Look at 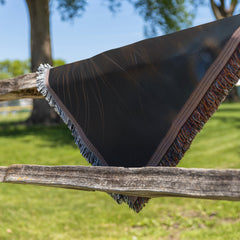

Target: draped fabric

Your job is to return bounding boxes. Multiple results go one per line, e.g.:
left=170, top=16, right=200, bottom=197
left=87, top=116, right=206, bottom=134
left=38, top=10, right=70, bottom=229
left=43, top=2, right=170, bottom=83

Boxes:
left=37, top=15, right=240, bottom=212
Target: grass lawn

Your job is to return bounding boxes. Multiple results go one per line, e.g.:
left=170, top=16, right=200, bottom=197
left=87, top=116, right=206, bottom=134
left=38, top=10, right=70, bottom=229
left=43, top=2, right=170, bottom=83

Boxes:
left=0, top=103, right=240, bottom=240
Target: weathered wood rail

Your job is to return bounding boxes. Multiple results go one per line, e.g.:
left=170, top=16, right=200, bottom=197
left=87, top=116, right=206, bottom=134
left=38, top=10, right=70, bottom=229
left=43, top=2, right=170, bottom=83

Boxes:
left=1, top=73, right=240, bottom=201
left=0, top=73, right=42, bottom=101
left=1, top=164, right=240, bottom=200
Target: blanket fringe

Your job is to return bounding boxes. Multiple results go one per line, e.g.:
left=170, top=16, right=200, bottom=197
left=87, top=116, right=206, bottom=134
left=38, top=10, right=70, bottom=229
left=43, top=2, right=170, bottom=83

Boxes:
left=36, top=64, right=146, bottom=212
left=110, top=193, right=148, bottom=213
left=160, top=44, right=240, bottom=167
left=112, top=46, right=240, bottom=211
left=36, top=64, right=103, bottom=167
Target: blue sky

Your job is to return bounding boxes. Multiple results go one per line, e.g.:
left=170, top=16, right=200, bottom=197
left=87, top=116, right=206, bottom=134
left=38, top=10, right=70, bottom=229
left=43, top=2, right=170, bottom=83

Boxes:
left=0, top=1, right=219, bottom=64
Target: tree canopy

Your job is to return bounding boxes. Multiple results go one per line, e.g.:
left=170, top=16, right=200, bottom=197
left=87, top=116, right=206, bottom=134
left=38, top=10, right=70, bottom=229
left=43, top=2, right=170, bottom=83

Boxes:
left=0, top=59, right=65, bottom=80
left=107, top=0, right=203, bottom=35
left=53, top=0, right=203, bottom=35
left=1, top=0, right=207, bottom=36
left=1, top=0, right=239, bottom=39
left=53, top=0, right=239, bottom=35
left=0, top=60, right=29, bottom=79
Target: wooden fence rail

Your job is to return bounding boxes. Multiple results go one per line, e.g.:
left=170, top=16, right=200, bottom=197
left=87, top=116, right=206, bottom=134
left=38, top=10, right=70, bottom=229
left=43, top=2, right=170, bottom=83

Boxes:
left=1, top=164, right=240, bottom=200
left=0, top=73, right=240, bottom=201
left=0, top=73, right=42, bottom=101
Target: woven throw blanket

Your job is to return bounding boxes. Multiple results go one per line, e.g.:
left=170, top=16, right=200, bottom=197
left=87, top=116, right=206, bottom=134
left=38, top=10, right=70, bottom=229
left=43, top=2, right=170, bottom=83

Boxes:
left=37, top=15, right=240, bottom=212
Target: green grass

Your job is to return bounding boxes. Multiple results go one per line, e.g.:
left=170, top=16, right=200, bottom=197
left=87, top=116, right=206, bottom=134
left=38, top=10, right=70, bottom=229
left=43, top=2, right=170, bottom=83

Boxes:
left=1, top=103, right=240, bottom=240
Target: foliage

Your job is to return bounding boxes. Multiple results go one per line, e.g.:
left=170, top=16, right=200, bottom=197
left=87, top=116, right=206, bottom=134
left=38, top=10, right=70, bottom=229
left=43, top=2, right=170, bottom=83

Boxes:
left=56, top=0, right=204, bottom=35
left=55, top=0, right=87, bottom=20
left=0, top=60, right=29, bottom=79
left=1, top=0, right=206, bottom=36
left=107, top=0, right=205, bottom=35
left=0, top=72, right=11, bottom=80
left=54, top=0, right=239, bottom=35
left=0, top=102, right=240, bottom=239
left=132, top=0, right=202, bottom=35
left=0, top=59, right=65, bottom=80
left=53, top=0, right=206, bottom=35
left=53, top=59, right=66, bottom=67
left=1, top=1, right=240, bottom=36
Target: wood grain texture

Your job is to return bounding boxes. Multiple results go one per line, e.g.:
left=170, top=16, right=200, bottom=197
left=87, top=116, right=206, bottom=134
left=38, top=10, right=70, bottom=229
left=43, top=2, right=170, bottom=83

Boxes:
left=1, top=164, right=240, bottom=200
left=0, top=73, right=43, bottom=101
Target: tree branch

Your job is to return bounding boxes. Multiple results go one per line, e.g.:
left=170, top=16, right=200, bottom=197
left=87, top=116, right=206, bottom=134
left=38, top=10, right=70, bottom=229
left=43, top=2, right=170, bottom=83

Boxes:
left=210, top=0, right=223, bottom=19
left=210, top=0, right=238, bottom=19
left=220, top=0, right=226, bottom=11
left=1, top=164, right=240, bottom=200
left=229, top=0, right=238, bottom=15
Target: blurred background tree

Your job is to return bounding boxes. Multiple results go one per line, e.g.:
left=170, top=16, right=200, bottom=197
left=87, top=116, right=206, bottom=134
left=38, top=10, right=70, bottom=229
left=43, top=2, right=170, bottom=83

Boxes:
left=0, top=60, right=29, bottom=80
left=0, top=0, right=239, bottom=123
left=0, top=59, right=65, bottom=80
left=210, top=0, right=239, bottom=19
left=210, top=0, right=240, bottom=101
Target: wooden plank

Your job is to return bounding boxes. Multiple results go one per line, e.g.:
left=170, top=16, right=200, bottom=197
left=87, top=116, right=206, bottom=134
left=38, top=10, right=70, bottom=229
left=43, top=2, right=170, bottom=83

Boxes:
left=0, top=73, right=43, bottom=102
left=1, top=164, right=240, bottom=200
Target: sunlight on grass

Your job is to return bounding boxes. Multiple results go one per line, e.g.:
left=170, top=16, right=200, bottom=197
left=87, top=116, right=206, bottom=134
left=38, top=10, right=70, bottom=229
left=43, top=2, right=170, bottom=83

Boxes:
left=179, top=102, right=240, bottom=169
left=0, top=103, right=240, bottom=239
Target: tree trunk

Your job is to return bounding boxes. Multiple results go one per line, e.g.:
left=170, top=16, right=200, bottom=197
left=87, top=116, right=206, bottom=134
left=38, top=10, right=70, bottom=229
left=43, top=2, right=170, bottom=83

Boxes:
left=26, top=0, right=60, bottom=124
left=210, top=0, right=239, bottom=101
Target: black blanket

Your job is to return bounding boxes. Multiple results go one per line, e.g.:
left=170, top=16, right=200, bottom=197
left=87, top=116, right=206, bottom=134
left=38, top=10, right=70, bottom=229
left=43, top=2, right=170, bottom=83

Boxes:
left=37, top=14, right=240, bottom=212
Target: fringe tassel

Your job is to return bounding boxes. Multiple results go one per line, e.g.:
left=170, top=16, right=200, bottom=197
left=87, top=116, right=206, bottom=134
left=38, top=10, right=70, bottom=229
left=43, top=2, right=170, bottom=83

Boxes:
left=111, top=46, right=240, bottom=211
left=110, top=193, right=149, bottom=213
left=160, top=44, right=240, bottom=167
left=36, top=64, right=147, bottom=212
left=36, top=64, right=103, bottom=167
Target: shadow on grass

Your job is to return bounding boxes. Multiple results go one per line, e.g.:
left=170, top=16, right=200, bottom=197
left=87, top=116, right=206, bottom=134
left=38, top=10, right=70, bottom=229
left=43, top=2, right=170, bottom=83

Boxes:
left=0, top=121, right=75, bottom=147
left=1, top=102, right=240, bottom=149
